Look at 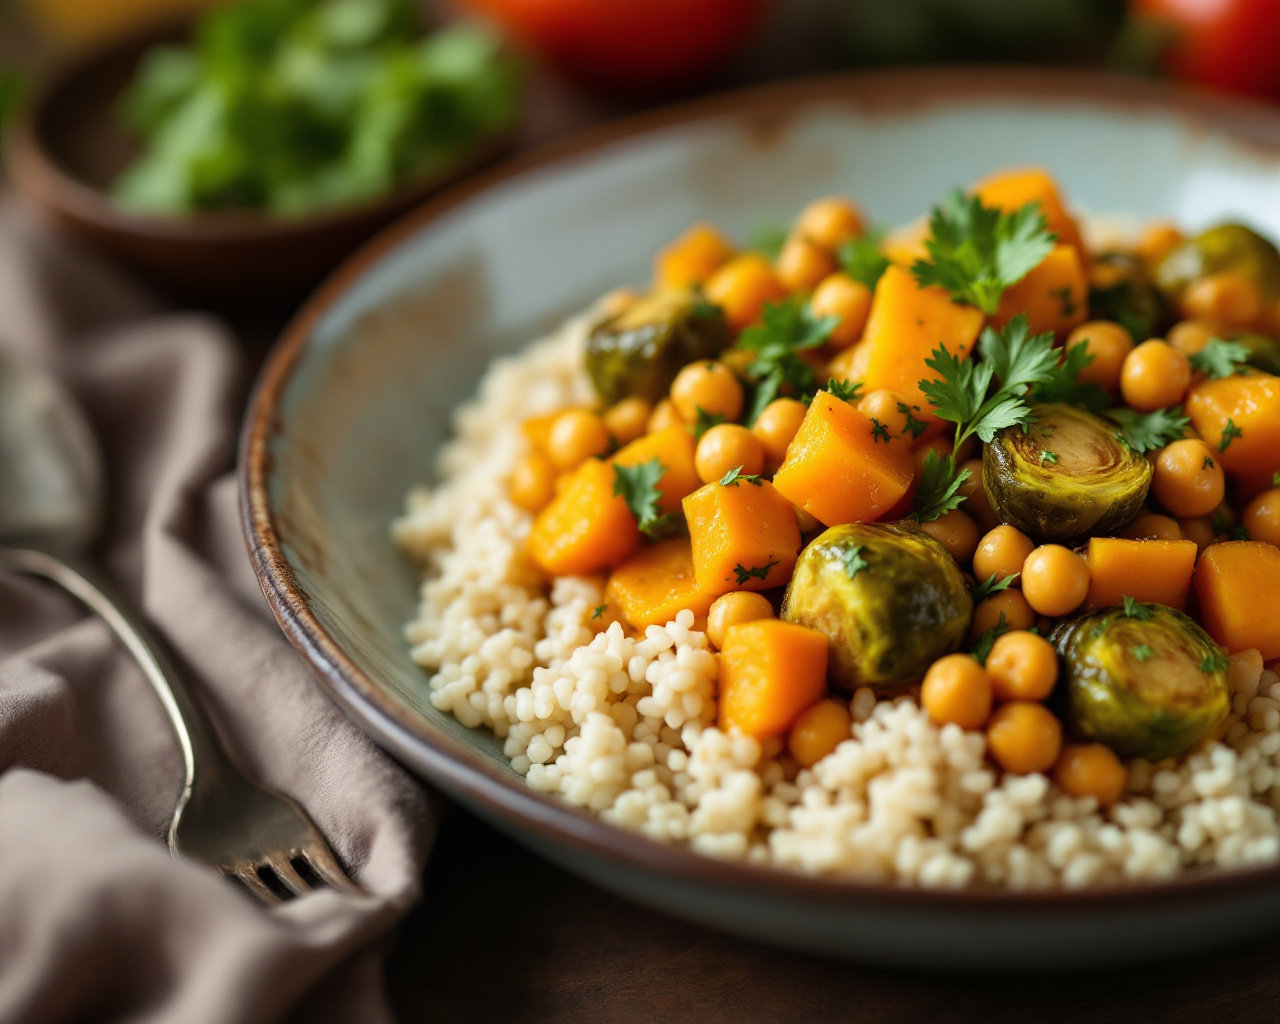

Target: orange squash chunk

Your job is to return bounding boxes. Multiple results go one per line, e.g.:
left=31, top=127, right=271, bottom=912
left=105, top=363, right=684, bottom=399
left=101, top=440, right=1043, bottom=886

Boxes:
left=972, top=167, right=1087, bottom=255
left=654, top=223, right=734, bottom=289
left=682, top=477, right=801, bottom=594
left=1194, top=541, right=1280, bottom=658
left=992, top=244, right=1088, bottom=337
left=1185, top=372, right=1280, bottom=481
left=771, top=391, right=915, bottom=527
left=1084, top=537, right=1198, bottom=610
left=612, top=426, right=700, bottom=516
left=859, top=265, right=985, bottom=416
left=881, top=215, right=930, bottom=267
left=718, top=619, right=830, bottom=739
left=528, top=458, right=640, bottom=576
left=605, top=537, right=717, bottom=631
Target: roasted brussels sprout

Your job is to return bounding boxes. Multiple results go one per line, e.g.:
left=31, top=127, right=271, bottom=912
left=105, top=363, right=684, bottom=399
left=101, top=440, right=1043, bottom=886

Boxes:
left=1051, top=604, right=1230, bottom=760
left=1087, top=252, right=1172, bottom=342
left=984, top=403, right=1152, bottom=542
left=1232, top=332, right=1280, bottom=376
left=586, top=287, right=730, bottom=405
left=781, top=522, right=972, bottom=693
left=1154, top=223, right=1280, bottom=302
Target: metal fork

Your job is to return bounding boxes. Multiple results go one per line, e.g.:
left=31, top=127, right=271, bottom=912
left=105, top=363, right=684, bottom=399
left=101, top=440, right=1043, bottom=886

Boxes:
left=2, top=547, right=363, bottom=903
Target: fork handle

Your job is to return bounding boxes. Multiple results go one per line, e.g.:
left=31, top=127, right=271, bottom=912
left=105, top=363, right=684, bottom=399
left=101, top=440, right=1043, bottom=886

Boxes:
left=0, top=546, right=226, bottom=808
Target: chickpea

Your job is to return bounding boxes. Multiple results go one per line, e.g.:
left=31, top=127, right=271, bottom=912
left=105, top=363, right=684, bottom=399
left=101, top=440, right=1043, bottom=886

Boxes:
left=810, top=273, right=872, bottom=349
left=1019, top=544, right=1090, bottom=617
left=1179, top=515, right=1217, bottom=554
left=654, top=222, right=734, bottom=289
left=986, top=701, right=1063, bottom=775
left=1181, top=272, right=1262, bottom=328
left=1152, top=438, right=1225, bottom=518
left=917, top=509, right=980, bottom=564
left=706, top=591, right=774, bottom=649
left=646, top=398, right=685, bottom=433
left=1053, top=743, right=1127, bottom=805
left=794, top=196, right=864, bottom=251
left=971, top=590, right=1037, bottom=638
left=857, top=388, right=915, bottom=439
left=1119, top=340, right=1192, bottom=412
left=788, top=698, right=853, bottom=767
left=1122, top=512, right=1183, bottom=541
left=921, top=653, right=993, bottom=730
left=776, top=234, right=837, bottom=293
left=603, top=397, right=653, bottom=445
left=1244, top=489, right=1280, bottom=547
left=695, top=424, right=765, bottom=484
left=1167, top=318, right=1217, bottom=359
left=508, top=451, right=557, bottom=512
left=704, top=253, right=787, bottom=330
left=1064, top=321, right=1134, bottom=391
left=751, top=397, right=808, bottom=466
left=546, top=409, right=611, bottom=470
left=986, top=631, right=1059, bottom=703
left=669, top=361, right=744, bottom=424
left=973, top=525, right=1035, bottom=584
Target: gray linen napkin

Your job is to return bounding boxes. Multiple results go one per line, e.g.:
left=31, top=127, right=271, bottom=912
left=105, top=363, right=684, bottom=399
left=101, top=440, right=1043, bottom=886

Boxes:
left=0, top=201, right=435, bottom=1023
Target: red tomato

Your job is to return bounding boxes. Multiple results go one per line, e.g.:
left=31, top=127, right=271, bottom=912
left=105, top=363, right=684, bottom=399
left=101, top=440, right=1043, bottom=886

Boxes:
left=459, top=0, right=767, bottom=93
left=1132, top=0, right=1280, bottom=99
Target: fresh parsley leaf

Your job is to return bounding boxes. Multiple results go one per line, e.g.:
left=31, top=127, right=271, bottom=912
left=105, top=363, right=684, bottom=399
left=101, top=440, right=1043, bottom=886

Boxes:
left=732, top=561, right=778, bottom=586
left=1201, top=650, right=1229, bottom=673
left=1219, top=418, right=1243, bottom=452
left=971, top=572, right=1018, bottom=603
left=1131, top=643, right=1156, bottom=662
left=897, top=402, right=928, bottom=440
left=1122, top=596, right=1153, bottom=621
left=1031, top=338, right=1109, bottom=412
left=842, top=544, right=871, bottom=579
left=1273, top=471, right=1280, bottom=488
left=909, top=450, right=971, bottom=523
left=1039, top=449, right=1059, bottom=464
left=749, top=221, right=788, bottom=261
left=737, top=298, right=836, bottom=423
left=910, top=191, right=1056, bottom=314
left=1189, top=338, right=1251, bottom=380
left=1106, top=406, right=1190, bottom=454
left=826, top=378, right=864, bottom=402
left=613, top=459, right=669, bottom=538
left=970, top=613, right=1010, bottom=666
left=1203, top=455, right=1215, bottom=470
left=870, top=418, right=892, bottom=443
left=692, top=406, right=727, bottom=439
left=837, top=235, right=891, bottom=290
left=592, top=604, right=607, bottom=620
left=719, top=465, right=763, bottom=487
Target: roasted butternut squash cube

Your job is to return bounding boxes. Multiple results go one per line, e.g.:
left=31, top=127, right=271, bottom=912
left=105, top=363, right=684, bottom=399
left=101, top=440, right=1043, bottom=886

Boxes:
left=612, top=426, right=701, bottom=516
left=1185, top=372, right=1280, bottom=482
left=528, top=458, right=640, bottom=576
left=1194, top=541, right=1280, bottom=659
left=992, top=244, right=1088, bottom=337
left=973, top=167, right=1087, bottom=255
left=1084, top=537, right=1198, bottom=611
left=718, top=620, right=830, bottom=739
left=683, top=477, right=801, bottom=594
left=605, top=537, right=717, bottom=630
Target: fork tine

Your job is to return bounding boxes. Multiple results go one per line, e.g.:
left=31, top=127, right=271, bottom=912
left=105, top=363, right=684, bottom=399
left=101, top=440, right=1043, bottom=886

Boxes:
left=268, top=858, right=312, bottom=898
left=300, top=843, right=364, bottom=896
left=231, top=865, right=282, bottom=904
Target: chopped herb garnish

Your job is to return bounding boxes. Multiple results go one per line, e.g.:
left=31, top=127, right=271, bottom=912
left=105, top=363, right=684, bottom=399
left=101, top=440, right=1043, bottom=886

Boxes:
left=1202, top=455, right=1215, bottom=470
left=826, top=378, right=864, bottom=403
left=1039, top=449, right=1059, bottom=464
left=1106, top=406, right=1191, bottom=454
left=592, top=604, right=607, bottom=620
left=898, top=402, right=928, bottom=440
left=613, top=459, right=675, bottom=538
left=692, top=406, right=727, bottom=439
left=870, top=418, right=892, bottom=443
left=737, top=298, right=836, bottom=423
left=1189, top=338, right=1251, bottom=380
left=1122, top=596, right=1154, bottom=621
left=909, top=449, right=971, bottom=523
left=1131, top=643, right=1155, bottom=662
left=971, top=613, right=1010, bottom=665
left=1219, top=418, right=1243, bottom=452
left=837, top=235, right=891, bottom=290
left=971, top=571, right=1018, bottom=603
left=1032, top=341, right=1109, bottom=412
left=719, top=465, right=763, bottom=488
left=1210, top=509, right=1250, bottom=540
left=910, top=191, right=1056, bottom=314
left=1201, top=650, right=1229, bottom=674
left=841, top=544, right=871, bottom=580
left=732, top=560, right=778, bottom=586
left=1050, top=284, right=1078, bottom=318
left=1273, top=471, right=1280, bottom=488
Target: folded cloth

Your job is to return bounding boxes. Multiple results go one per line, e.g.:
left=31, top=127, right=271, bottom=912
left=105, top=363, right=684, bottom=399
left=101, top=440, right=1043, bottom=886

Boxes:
left=0, top=201, right=434, bottom=1024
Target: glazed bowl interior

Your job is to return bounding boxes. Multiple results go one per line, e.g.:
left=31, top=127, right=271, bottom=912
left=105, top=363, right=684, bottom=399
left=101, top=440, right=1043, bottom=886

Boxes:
left=244, top=70, right=1280, bottom=965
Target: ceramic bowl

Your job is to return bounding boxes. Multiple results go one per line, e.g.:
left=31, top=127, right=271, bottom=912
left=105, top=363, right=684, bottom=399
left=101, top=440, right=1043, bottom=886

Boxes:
left=241, top=69, right=1280, bottom=969
left=6, top=25, right=513, bottom=303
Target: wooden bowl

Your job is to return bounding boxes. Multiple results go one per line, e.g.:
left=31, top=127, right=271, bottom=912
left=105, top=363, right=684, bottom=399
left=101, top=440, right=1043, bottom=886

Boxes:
left=6, top=25, right=515, bottom=303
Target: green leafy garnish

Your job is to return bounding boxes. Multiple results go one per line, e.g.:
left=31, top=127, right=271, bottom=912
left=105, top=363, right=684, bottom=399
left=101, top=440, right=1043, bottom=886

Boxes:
left=1131, top=643, right=1156, bottom=662
left=1201, top=650, right=1229, bottom=674
left=971, top=572, right=1018, bottom=603
left=1273, top=471, right=1280, bottom=488
left=1106, top=406, right=1190, bottom=454
left=613, top=459, right=674, bottom=538
left=910, top=191, right=1057, bottom=314
left=971, top=613, right=1010, bottom=666
left=1212, top=508, right=1251, bottom=541
left=692, top=407, right=727, bottom=439
left=870, top=418, right=892, bottom=443
left=737, top=298, right=837, bottom=424
left=909, top=449, right=971, bottom=523
left=1189, top=338, right=1251, bottom=380
left=719, top=466, right=763, bottom=488
left=826, top=378, right=864, bottom=403
left=732, top=561, right=778, bottom=586
left=1040, top=449, right=1059, bottom=464
left=841, top=544, right=871, bottom=580
left=592, top=604, right=607, bottom=620
left=1122, top=596, right=1154, bottom=621
left=897, top=402, right=928, bottom=440
left=1219, top=418, right=1243, bottom=452
left=837, top=235, right=891, bottom=290
left=1203, top=455, right=1216, bottom=470
left=1031, top=340, right=1109, bottom=412
left=749, top=221, right=788, bottom=261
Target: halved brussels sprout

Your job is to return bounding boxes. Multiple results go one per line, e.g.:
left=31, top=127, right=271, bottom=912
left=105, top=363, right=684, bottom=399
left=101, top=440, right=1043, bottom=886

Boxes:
left=984, top=403, right=1152, bottom=542
left=1051, top=604, right=1230, bottom=760
left=1154, top=223, right=1280, bottom=302
left=781, top=522, right=972, bottom=693
left=1232, top=332, right=1280, bottom=376
left=1088, top=252, right=1171, bottom=342
left=586, top=287, right=729, bottom=405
